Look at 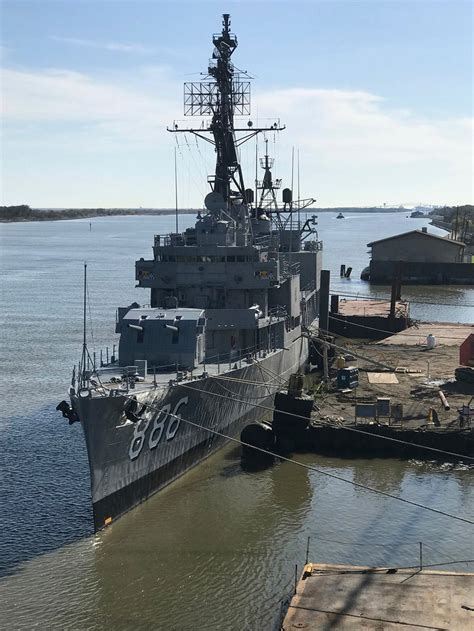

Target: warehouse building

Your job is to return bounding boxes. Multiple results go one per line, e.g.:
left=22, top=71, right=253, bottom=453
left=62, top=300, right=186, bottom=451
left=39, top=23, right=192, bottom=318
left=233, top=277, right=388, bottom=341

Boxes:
left=368, top=228, right=465, bottom=263
left=366, top=228, right=473, bottom=284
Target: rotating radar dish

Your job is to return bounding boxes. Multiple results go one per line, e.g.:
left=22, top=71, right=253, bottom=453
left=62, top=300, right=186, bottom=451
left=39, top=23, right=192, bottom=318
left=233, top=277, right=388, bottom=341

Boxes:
left=204, top=192, right=225, bottom=212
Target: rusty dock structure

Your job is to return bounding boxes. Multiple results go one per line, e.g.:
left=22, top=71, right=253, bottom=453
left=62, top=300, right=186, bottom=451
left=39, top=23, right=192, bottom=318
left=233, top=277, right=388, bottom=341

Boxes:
left=328, top=296, right=410, bottom=339
left=270, top=323, right=474, bottom=460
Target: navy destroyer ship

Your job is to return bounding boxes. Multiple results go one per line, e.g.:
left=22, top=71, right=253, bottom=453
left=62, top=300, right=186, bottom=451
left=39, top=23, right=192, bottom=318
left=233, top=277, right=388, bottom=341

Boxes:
left=58, top=14, right=322, bottom=531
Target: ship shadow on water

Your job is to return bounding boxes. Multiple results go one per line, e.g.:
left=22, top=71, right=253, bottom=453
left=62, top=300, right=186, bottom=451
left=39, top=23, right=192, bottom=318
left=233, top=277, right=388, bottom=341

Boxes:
left=0, top=404, right=93, bottom=578
left=218, top=445, right=275, bottom=477
left=240, top=453, right=275, bottom=473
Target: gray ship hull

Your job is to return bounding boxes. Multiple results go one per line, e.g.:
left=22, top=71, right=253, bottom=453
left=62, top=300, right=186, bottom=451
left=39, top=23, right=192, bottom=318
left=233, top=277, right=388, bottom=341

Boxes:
left=74, top=336, right=307, bottom=531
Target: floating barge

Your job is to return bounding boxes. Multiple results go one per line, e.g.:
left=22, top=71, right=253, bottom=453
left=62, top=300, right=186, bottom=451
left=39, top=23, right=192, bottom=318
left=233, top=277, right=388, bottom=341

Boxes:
left=329, top=296, right=410, bottom=338
left=282, top=563, right=474, bottom=630
left=271, top=324, right=474, bottom=460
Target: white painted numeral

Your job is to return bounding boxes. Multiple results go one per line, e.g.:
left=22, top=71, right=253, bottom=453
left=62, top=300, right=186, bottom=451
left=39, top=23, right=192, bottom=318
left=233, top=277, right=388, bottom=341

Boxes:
left=166, top=397, right=188, bottom=440
left=128, top=397, right=189, bottom=461
left=148, top=404, right=171, bottom=450
left=129, top=417, right=151, bottom=461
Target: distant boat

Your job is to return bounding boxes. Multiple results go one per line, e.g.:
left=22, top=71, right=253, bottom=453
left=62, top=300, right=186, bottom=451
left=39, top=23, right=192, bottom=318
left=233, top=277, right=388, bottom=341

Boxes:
left=410, top=210, right=424, bottom=218
left=336, top=212, right=345, bottom=219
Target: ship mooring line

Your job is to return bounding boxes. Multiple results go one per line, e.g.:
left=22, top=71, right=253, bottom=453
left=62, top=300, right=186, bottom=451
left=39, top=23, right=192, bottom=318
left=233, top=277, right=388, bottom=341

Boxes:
left=177, top=381, right=474, bottom=462
left=308, top=325, right=426, bottom=352
left=129, top=394, right=474, bottom=525
left=91, top=358, right=472, bottom=461
left=210, top=373, right=283, bottom=399
left=213, top=378, right=278, bottom=401
left=285, top=606, right=448, bottom=630
left=308, top=335, right=396, bottom=371
left=305, top=559, right=474, bottom=574
left=318, top=396, right=474, bottom=455
left=257, top=362, right=287, bottom=387
left=302, top=534, right=453, bottom=548
left=211, top=374, right=282, bottom=388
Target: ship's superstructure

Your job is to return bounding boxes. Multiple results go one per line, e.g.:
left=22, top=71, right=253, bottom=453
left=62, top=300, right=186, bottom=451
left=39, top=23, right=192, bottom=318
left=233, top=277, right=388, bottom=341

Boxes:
left=59, top=15, right=322, bottom=531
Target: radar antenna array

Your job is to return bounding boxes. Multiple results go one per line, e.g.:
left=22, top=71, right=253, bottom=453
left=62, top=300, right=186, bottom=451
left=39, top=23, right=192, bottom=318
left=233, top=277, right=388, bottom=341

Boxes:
left=184, top=81, right=250, bottom=117
left=168, top=14, right=284, bottom=215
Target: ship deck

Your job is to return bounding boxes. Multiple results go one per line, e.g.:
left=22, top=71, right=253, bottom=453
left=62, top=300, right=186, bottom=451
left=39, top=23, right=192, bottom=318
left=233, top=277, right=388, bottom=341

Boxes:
left=88, top=349, right=284, bottom=396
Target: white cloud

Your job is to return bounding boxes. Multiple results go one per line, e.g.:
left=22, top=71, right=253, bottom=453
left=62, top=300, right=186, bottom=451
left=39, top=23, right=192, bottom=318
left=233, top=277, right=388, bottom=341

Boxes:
left=51, top=36, right=156, bottom=54
left=252, top=88, right=473, bottom=204
left=1, top=66, right=472, bottom=206
left=255, top=88, right=472, bottom=165
left=1, top=67, right=178, bottom=145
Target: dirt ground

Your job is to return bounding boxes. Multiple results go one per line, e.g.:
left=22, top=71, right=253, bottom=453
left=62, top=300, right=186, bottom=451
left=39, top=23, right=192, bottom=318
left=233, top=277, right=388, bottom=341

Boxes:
left=310, top=326, right=474, bottom=431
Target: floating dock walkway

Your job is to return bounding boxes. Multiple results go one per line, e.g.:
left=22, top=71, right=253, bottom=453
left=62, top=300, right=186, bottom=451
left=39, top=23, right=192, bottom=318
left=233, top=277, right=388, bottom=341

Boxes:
left=282, top=563, right=474, bottom=630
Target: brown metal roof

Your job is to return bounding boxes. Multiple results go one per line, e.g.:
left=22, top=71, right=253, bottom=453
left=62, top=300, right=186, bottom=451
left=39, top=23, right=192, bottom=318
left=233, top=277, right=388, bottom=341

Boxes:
left=367, top=229, right=465, bottom=248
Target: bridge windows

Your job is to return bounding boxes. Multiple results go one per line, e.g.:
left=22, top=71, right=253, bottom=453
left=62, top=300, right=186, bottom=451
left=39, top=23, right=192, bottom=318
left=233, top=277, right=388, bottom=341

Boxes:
left=158, top=253, right=255, bottom=263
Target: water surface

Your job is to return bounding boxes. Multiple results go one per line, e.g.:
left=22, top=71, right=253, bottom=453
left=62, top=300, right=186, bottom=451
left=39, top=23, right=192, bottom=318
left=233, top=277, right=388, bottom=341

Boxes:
left=1, top=213, right=473, bottom=629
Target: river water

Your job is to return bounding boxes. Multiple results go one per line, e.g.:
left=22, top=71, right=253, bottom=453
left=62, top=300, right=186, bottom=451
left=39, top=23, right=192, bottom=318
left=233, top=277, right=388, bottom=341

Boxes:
left=1, top=213, right=473, bottom=630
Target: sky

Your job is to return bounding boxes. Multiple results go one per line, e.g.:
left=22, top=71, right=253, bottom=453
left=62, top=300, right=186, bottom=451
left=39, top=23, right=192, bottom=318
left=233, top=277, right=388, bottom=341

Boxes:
left=1, top=0, right=473, bottom=208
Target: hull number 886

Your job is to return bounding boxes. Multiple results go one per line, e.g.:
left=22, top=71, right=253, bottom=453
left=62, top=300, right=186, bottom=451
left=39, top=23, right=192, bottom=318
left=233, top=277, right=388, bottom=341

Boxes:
left=128, top=397, right=188, bottom=461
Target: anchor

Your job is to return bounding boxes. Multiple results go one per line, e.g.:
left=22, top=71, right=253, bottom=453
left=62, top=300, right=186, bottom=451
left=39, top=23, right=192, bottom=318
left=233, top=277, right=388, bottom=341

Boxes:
left=56, top=400, right=80, bottom=425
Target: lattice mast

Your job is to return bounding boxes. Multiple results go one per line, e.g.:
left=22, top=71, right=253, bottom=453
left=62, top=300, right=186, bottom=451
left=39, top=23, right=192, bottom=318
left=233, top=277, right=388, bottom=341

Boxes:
left=208, top=14, right=243, bottom=205
left=169, top=14, right=284, bottom=220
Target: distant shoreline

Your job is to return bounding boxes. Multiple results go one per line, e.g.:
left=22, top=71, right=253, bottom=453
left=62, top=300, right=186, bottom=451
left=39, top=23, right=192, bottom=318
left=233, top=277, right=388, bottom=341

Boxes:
left=0, top=206, right=414, bottom=223
left=0, top=207, right=197, bottom=223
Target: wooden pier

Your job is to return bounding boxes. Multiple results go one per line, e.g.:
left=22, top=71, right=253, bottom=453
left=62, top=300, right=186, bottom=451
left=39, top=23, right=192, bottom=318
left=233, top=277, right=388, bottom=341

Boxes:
left=282, top=563, right=474, bottom=630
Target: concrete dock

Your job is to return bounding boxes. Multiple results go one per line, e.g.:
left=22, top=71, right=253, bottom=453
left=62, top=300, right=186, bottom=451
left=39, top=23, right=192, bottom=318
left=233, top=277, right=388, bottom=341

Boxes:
left=282, top=563, right=474, bottom=630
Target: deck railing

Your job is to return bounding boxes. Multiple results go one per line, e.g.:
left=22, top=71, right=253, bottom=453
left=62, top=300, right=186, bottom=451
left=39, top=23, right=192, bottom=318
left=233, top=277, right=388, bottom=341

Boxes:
left=81, top=336, right=285, bottom=389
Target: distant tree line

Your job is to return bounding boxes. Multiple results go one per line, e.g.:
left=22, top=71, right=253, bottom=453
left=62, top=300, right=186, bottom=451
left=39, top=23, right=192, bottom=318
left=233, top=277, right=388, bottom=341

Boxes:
left=4, top=203, right=471, bottom=227
left=0, top=205, right=35, bottom=220
left=430, top=205, right=473, bottom=244
left=0, top=205, right=195, bottom=222
left=1, top=204, right=412, bottom=223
